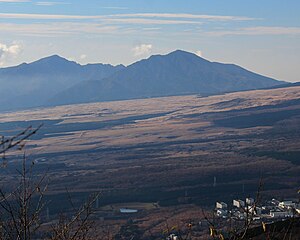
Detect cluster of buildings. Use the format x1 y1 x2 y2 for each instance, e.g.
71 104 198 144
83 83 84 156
166 234 178 240
216 197 300 221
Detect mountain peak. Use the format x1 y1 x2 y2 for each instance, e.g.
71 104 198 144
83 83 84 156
145 50 206 63
168 49 194 55
48 54 62 58
166 49 208 61
34 55 74 64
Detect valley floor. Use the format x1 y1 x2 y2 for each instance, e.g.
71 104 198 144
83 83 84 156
0 86 299 238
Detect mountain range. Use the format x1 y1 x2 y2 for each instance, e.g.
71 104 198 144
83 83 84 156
0 50 287 111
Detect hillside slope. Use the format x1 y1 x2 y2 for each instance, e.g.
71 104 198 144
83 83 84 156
0 55 124 111
50 50 284 105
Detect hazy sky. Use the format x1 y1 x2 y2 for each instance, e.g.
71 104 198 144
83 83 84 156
0 0 299 82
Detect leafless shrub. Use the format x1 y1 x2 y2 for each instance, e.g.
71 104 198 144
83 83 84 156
48 192 99 240
0 127 100 240
0 152 47 240
0 125 42 159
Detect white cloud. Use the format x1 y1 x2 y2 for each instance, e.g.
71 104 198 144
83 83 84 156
0 0 29 2
102 7 128 10
132 44 152 57
80 54 87 60
0 12 255 22
195 50 203 57
0 13 202 25
0 13 299 39
112 13 256 21
0 42 22 66
207 26 300 36
0 22 120 37
107 18 202 25
35 2 70 6
0 12 259 29
142 27 161 31
0 13 101 19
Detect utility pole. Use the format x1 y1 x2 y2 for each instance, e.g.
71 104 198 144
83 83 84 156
213 176 217 187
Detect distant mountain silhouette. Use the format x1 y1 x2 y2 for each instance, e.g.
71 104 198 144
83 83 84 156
49 50 285 106
0 55 124 111
0 50 290 111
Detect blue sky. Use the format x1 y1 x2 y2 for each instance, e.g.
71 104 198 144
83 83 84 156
0 0 299 82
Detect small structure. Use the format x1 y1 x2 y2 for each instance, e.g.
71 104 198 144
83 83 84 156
119 208 138 214
270 210 292 218
216 202 227 209
255 207 262 215
216 209 228 218
295 204 300 214
167 234 178 240
233 211 245 220
271 198 280 206
233 199 245 208
245 205 255 214
279 200 296 209
246 198 255 205
213 176 217 187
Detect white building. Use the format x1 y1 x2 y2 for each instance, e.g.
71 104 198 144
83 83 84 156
270 210 293 218
295 205 300 214
271 198 280 206
246 198 255 205
256 207 262 215
233 199 245 208
216 202 227 209
167 234 178 240
279 201 296 209
233 211 245 219
244 206 262 215
119 208 138 214
217 209 228 217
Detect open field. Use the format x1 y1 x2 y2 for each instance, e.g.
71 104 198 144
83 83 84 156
0 86 299 219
